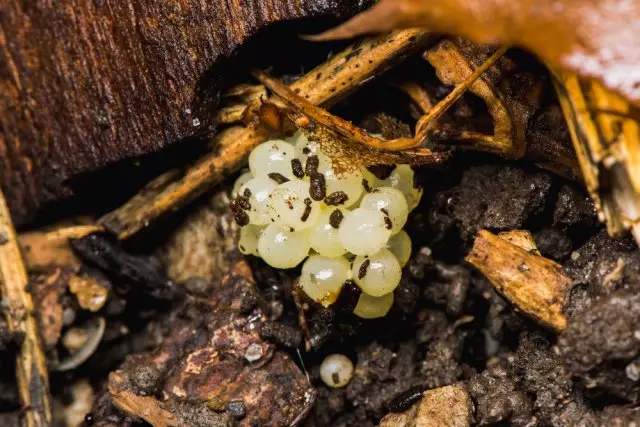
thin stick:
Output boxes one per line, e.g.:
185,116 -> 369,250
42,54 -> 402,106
254,46 -> 507,151
99,29 -> 432,239
0,191 -> 52,426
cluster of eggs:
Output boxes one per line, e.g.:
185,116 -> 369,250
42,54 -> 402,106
231,133 -> 419,319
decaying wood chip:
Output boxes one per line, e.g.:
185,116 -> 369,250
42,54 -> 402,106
497,230 -> 541,255
466,230 -> 574,332
29,268 -> 70,350
308,0 -> 640,106
0,190 -> 52,426
108,260 -> 316,426
19,224 -> 103,271
68,274 -> 109,312
379,384 -> 472,427
553,71 -> 640,246
99,30 -> 433,239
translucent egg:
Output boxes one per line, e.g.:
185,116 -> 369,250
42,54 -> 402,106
308,208 -> 348,258
238,224 -> 264,256
359,187 -> 408,235
258,224 -> 310,268
320,354 -> 354,388
353,292 -> 394,319
323,168 -> 364,208
386,230 -> 412,267
232,171 -> 253,198
294,136 -> 332,172
299,255 -> 350,307
380,165 -> 422,210
267,180 -> 321,231
249,140 -> 296,178
239,176 -> 278,225
352,249 -> 402,296
339,208 -> 391,256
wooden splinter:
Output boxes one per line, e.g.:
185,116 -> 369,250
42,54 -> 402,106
465,230 -> 573,332
99,29 -> 432,239
0,190 -> 52,427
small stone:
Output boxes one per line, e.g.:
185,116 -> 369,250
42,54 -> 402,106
226,401 -> 246,420
244,343 -> 264,362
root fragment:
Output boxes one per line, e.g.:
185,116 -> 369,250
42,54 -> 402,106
465,230 -> 573,332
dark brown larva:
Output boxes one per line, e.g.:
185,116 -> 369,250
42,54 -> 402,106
309,173 -> 327,201
268,172 -> 290,184
358,259 -> 370,279
301,198 -> 313,222
329,209 -> 344,228
291,159 -> 305,178
388,385 -> 426,413
305,155 -> 319,176
325,191 -> 349,206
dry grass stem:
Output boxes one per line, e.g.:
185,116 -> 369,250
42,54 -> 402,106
553,71 -> 640,245
0,190 -> 52,426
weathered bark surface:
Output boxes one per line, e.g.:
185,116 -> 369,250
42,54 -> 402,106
0,0 -> 369,224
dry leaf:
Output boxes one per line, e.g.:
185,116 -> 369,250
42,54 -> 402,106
310,0 -> 640,105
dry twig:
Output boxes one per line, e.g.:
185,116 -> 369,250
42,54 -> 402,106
0,190 -> 52,426
99,29 -> 432,239
553,71 -> 640,245
465,230 -> 573,332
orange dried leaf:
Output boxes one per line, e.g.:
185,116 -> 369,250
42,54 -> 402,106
310,0 -> 640,105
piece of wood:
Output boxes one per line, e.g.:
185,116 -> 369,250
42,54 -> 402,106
0,1 -> 371,225
379,384 -> 472,427
465,230 -> 573,332
99,30 -> 433,239
0,189 -> 52,426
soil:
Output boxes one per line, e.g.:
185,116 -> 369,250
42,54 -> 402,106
1,36 -> 640,427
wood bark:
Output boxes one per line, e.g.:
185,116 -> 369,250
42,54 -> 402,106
0,0 -> 370,224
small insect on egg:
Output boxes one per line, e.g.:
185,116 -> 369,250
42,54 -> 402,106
308,208 -> 348,258
294,136 -> 332,172
323,168 -> 364,208
238,224 -> 264,256
359,187 -> 409,235
239,176 -> 278,225
257,224 -> 310,269
267,180 -> 321,231
249,140 -> 296,179
299,255 -> 350,307
352,248 -> 402,296
353,292 -> 394,319
232,171 -> 253,198
339,208 -> 391,256
386,230 -> 412,267
320,354 -> 354,388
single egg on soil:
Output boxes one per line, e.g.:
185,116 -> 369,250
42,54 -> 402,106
299,255 -> 351,307
352,248 -> 402,296
323,168 -> 364,208
386,230 -> 412,267
359,187 -> 409,235
258,224 -> 310,268
249,140 -> 296,179
239,176 -> 278,225
380,164 -> 422,210
267,180 -> 321,231
339,208 -> 391,256
238,224 -> 264,256
232,170 -> 253,198
320,354 -> 354,388
353,292 -> 394,319
308,208 -> 348,258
